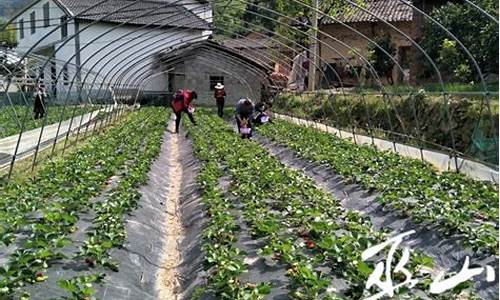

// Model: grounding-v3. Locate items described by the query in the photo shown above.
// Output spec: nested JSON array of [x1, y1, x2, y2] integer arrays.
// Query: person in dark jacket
[[253, 100, 273, 125], [214, 83, 226, 118], [235, 98, 255, 138], [34, 85, 47, 119], [171, 89, 197, 133]]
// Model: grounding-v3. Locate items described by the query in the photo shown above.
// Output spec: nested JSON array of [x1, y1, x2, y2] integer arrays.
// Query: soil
[[157, 118, 184, 299]]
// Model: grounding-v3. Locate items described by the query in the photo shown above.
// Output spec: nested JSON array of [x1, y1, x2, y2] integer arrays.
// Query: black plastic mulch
[[253, 133, 499, 300]]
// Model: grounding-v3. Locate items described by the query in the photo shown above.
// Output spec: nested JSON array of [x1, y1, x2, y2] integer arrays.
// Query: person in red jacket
[[171, 89, 197, 133]]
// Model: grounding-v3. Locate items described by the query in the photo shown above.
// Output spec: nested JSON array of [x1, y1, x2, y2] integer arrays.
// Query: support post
[[308, 0, 319, 91]]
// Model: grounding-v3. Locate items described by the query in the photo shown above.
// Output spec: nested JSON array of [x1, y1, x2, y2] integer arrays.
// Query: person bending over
[[171, 89, 197, 133], [235, 98, 255, 138]]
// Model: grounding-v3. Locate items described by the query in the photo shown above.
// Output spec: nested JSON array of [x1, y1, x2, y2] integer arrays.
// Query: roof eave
[[74, 17, 210, 31]]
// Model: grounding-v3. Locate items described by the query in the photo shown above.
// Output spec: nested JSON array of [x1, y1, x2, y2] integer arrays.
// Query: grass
[[353, 82, 499, 94]]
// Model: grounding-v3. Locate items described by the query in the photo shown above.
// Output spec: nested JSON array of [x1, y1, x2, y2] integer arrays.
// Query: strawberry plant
[[257, 120, 499, 254], [58, 273, 105, 300], [79, 108, 167, 271], [185, 110, 477, 300], [190, 131, 270, 299], [0, 108, 167, 297]]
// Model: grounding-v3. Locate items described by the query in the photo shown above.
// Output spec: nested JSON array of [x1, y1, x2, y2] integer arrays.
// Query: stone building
[[152, 40, 272, 106], [221, 32, 295, 88], [318, 0, 447, 86]]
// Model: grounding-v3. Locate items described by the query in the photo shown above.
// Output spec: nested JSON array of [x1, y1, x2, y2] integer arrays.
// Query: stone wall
[[170, 53, 264, 106], [319, 21, 415, 62], [319, 21, 416, 85]]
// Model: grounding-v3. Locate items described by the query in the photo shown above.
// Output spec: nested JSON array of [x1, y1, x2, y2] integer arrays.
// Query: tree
[[367, 34, 396, 85], [214, 0, 362, 46], [0, 20, 17, 47], [213, 0, 248, 37], [420, 0, 499, 82]]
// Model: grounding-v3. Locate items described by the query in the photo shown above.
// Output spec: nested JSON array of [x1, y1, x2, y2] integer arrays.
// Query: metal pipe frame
[[0, 0, 497, 180]]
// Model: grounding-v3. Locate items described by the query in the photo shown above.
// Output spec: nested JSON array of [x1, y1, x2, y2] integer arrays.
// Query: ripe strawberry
[[85, 257, 96, 267], [306, 240, 316, 249]]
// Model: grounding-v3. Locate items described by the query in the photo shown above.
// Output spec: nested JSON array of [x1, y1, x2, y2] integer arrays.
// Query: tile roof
[[322, 0, 413, 24], [221, 35, 279, 50], [56, 0, 211, 30], [157, 40, 272, 71]]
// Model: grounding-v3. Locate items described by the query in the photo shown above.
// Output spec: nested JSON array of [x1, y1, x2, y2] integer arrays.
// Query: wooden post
[[308, 0, 319, 91]]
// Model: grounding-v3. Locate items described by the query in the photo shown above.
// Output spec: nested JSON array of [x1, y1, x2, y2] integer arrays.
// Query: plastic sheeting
[[254, 133, 499, 299], [13, 126, 208, 299]]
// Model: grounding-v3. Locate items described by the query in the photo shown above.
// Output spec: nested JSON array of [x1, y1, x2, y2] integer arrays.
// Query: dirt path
[[158, 118, 184, 299]]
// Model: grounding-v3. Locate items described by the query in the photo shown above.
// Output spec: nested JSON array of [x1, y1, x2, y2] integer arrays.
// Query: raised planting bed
[[257, 120, 499, 255], [0, 107, 168, 299], [185, 110, 476, 300]]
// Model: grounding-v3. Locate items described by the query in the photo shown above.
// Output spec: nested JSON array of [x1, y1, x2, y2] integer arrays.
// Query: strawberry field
[[0, 107, 168, 299], [0, 108, 497, 300]]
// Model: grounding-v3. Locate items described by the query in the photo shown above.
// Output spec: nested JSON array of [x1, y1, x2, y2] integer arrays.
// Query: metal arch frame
[[4, 0, 497, 110], [64, 0, 388, 103], [1, 52, 111, 173], [110, 28, 343, 132], [49, 0, 214, 139], [339, 0, 461, 166], [1, 53, 104, 168], [26, 0, 163, 158], [122, 1, 496, 155], [464, 0, 499, 23], [98, 4, 383, 132], [1, 0, 112, 92], [110, 18, 388, 145], [3, 0, 127, 178], [13, 0, 212, 173], [3, 1, 492, 119], [78, 19, 326, 123], [264, 0, 470, 168], [203, 0, 410, 143], [398, 0, 498, 159], [12, 0, 390, 130], [46, 0, 200, 154], [212, 0, 497, 159], [46, 0, 426, 156], [100, 22, 344, 139], [0, 0, 496, 177], [5, 0, 208, 174], [29, 56, 108, 166]]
